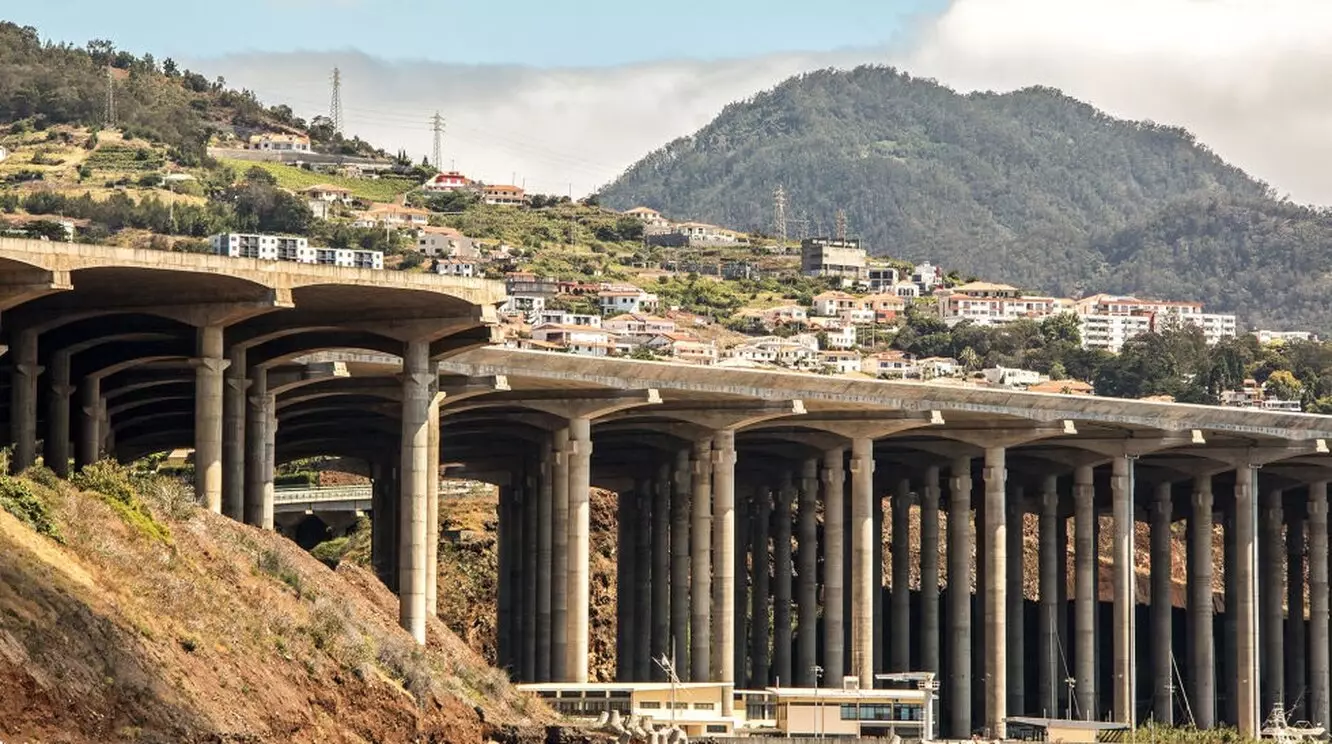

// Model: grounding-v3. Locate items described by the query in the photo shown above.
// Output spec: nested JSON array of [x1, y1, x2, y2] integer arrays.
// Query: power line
[[431, 111, 445, 170], [773, 185, 787, 245], [836, 209, 848, 241], [329, 67, 344, 135], [105, 66, 115, 127]]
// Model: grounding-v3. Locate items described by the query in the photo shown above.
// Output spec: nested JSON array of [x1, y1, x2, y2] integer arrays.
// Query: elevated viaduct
[[4, 238, 1332, 738]]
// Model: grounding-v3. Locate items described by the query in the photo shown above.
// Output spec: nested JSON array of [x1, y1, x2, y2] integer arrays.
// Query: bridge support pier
[[1236, 467, 1259, 737], [947, 455, 972, 739], [773, 472, 794, 687], [1189, 476, 1216, 729], [1310, 481, 1330, 730], [1007, 485, 1025, 718], [9, 329, 39, 474], [397, 339, 431, 644], [1260, 489, 1285, 715], [1074, 464, 1096, 721], [537, 437, 554, 682], [565, 416, 593, 682], [671, 448, 692, 677], [223, 347, 247, 522], [920, 466, 941, 678], [76, 376, 100, 470], [551, 427, 570, 681], [244, 368, 274, 529], [689, 438, 713, 682], [426, 393, 441, 618], [1288, 510, 1306, 720], [193, 325, 226, 513], [983, 446, 1007, 740], [1039, 478, 1060, 718], [652, 464, 671, 680], [796, 458, 818, 687], [45, 351, 72, 478], [850, 436, 875, 688], [711, 429, 737, 712], [823, 447, 846, 688], [891, 478, 911, 673], [1151, 482, 1174, 726]]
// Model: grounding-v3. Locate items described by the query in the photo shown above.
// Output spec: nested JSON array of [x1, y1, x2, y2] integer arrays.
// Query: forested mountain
[[600, 66, 1332, 329]]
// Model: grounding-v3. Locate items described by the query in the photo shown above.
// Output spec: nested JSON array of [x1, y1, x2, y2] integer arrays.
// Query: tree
[[162, 57, 178, 77], [1265, 370, 1303, 402], [1040, 312, 1082, 347]]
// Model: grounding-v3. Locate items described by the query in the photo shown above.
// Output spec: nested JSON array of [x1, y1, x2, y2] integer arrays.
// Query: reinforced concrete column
[[751, 484, 772, 686], [652, 464, 671, 678], [823, 447, 847, 686], [1236, 467, 1259, 737], [1111, 456, 1135, 726], [192, 324, 226, 513], [1008, 485, 1025, 718], [616, 485, 634, 680], [9, 328, 39, 474], [75, 375, 100, 470], [711, 430, 737, 710], [536, 438, 554, 681], [1261, 489, 1285, 714], [774, 472, 795, 686], [222, 347, 247, 521], [1151, 482, 1174, 726], [690, 438, 713, 682], [263, 395, 276, 530], [983, 446, 1008, 740], [920, 466, 941, 677], [1309, 481, 1330, 731], [1039, 476, 1060, 718], [426, 392, 442, 618], [565, 416, 593, 683], [635, 479, 653, 681], [243, 368, 268, 527], [735, 485, 750, 687], [397, 339, 431, 644], [797, 458, 819, 686], [874, 481, 885, 676], [496, 483, 514, 672], [672, 448, 691, 674], [891, 478, 911, 672], [45, 350, 73, 478], [1074, 464, 1096, 720], [1188, 476, 1216, 729], [947, 456, 973, 739], [850, 436, 876, 688], [1289, 510, 1307, 718], [550, 427, 570, 680], [1224, 504, 1239, 725]]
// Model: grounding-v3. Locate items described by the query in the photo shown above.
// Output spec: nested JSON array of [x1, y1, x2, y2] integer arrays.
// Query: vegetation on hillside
[[600, 65, 1332, 332]]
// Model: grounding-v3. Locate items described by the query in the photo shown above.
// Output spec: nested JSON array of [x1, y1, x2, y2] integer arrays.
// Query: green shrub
[[257, 548, 305, 597], [377, 639, 436, 706], [72, 460, 171, 544], [310, 536, 350, 567], [0, 475, 62, 541]]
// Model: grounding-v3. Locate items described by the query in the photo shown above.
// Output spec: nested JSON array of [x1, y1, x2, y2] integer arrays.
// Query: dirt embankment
[[0, 465, 551, 744]]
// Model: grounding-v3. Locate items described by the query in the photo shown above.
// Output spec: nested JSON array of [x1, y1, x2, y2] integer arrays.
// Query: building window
[[692, 702, 716, 711], [639, 701, 661, 710], [706, 725, 728, 734]]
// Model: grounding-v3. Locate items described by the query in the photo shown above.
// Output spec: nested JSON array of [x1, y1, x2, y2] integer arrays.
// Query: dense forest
[[0, 22, 382, 161], [599, 66, 1332, 331]]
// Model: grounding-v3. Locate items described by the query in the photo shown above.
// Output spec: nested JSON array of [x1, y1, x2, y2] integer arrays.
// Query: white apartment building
[[435, 259, 476, 277], [1074, 294, 1237, 349], [534, 310, 602, 328], [983, 365, 1049, 388], [598, 288, 660, 315], [1079, 313, 1153, 353], [1254, 329, 1317, 345], [822, 325, 858, 350], [912, 262, 942, 292], [417, 226, 480, 258], [210, 233, 384, 270], [603, 313, 676, 335], [812, 291, 859, 318], [501, 294, 545, 316], [863, 267, 900, 293]]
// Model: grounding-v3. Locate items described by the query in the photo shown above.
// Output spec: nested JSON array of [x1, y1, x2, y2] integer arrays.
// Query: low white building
[[864, 267, 900, 293], [0, 145, 9, 163], [983, 365, 1049, 388], [818, 350, 862, 374], [435, 259, 477, 277], [598, 288, 660, 315], [822, 325, 858, 350], [531, 323, 614, 357], [248, 133, 311, 152], [1254, 329, 1317, 345], [812, 291, 858, 318], [534, 310, 603, 328], [604, 313, 675, 336], [416, 226, 481, 258], [501, 294, 545, 316], [302, 184, 353, 204]]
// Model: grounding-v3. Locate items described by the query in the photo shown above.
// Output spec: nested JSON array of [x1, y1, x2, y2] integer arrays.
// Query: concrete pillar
[[524, 470, 540, 681], [193, 325, 226, 513], [635, 479, 653, 681], [1008, 485, 1025, 717], [1309, 481, 1330, 730], [550, 427, 570, 681], [566, 416, 593, 683], [243, 368, 268, 527], [711, 430, 737, 710], [797, 457, 819, 686], [672, 448, 691, 673], [873, 481, 885, 676], [9, 328, 39, 474], [850, 436, 876, 688], [372, 463, 399, 591], [690, 438, 713, 682], [497, 483, 514, 673], [1110, 457, 1135, 726], [1151, 481, 1173, 725], [1189, 475, 1215, 729], [1289, 510, 1307, 719], [774, 472, 795, 686], [616, 486, 634, 681], [1074, 464, 1096, 720], [75, 375, 100, 470], [426, 393, 441, 618], [1261, 489, 1285, 714], [222, 347, 247, 521], [736, 485, 750, 687], [263, 395, 276, 530], [920, 466, 941, 677], [891, 478, 911, 672], [983, 446, 1008, 740], [536, 439, 554, 681], [823, 447, 847, 687], [397, 339, 431, 644], [1055, 502, 1070, 717], [45, 350, 73, 478], [1224, 503, 1239, 725], [652, 464, 671, 678], [947, 455, 973, 739], [751, 484, 772, 686], [1236, 467, 1259, 737], [1039, 476, 1060, 717]]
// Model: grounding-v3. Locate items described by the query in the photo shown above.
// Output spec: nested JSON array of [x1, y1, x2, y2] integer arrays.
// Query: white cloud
[[905, 0, 1332, 204], [192, 2, 1332, 204]]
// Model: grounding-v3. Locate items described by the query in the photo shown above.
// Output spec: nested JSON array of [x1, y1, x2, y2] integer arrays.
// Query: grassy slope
[[0, 467, 548, 744], [219, 158, 419, 204]]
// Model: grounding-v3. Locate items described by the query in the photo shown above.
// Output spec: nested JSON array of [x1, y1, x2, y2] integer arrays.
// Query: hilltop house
[[353, 203, 430, 229], [604, 313, 676, 336], [423, 171, 474, 192], [416, 225, 481, 258], [623, 206, 671, 231], [483, 184, 527, 206], [247, 133, 311, 152], [645, 332, 719, 365], [531, 323, 615, 357], [302, 184, 354, 204], [598, 287, 660, 315], [435, 258, 477, 277]]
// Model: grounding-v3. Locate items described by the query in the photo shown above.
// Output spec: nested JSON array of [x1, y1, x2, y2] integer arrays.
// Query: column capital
[[1191, 489, 1214, 510], [14, 363, 44, 377], [711, 449, 737, 467], [190, 357, 231, 374], [51, 383, 76, 398]]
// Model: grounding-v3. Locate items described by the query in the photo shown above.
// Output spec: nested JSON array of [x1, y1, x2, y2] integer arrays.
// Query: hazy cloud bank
[[191, 0, 1332, 203]]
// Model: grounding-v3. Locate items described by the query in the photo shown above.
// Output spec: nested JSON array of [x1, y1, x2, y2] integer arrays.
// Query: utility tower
[[835, 209, 848, 241], [773, 185, 788, 245], [105, 66, 115, 128], [329, 67, 344, 135], [431, 112, 445, 170]]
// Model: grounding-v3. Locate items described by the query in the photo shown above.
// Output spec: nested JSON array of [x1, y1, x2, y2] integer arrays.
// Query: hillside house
[[598, 287, 659, 315], [822, 325, 859, 350], [864, 267, 900, 293], [675, 222, 746, 247], [867, 351, 918, 378], [983, 365, 1049, 388], [531, 323, 614, 357], [604, 313, 676, 336], [863, 293, 907, 322], [646, 333, 719, 365], [0, 145, 10, 162], [912, 262, 943, 291], [435, 259, 477, 277], [762, 305, 809, 326], [506, 272, 560, 297], [891, 281, 921, 299], [353, 204, 430, 228], [623, 206, 671, 230], [801, 237, 867, 280], [302, 184, 354, 204], [918, 357, 960, 379], [535, 310, 603, 328], [812, 291, 858, 318], [423, 171, 474, 192], [501, 294, 546, 316], [247, 133, 311, 152], [416, 225, 481, 258], [483, 184, 527, 206], [818, 350, 862, 375]]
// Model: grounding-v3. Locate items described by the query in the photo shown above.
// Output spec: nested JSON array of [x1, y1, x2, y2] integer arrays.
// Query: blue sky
[[6, 0, 947, 66]]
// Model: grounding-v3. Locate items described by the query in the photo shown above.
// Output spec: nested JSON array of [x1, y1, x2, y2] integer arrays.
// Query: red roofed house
[[423, 171, 474, 192]]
